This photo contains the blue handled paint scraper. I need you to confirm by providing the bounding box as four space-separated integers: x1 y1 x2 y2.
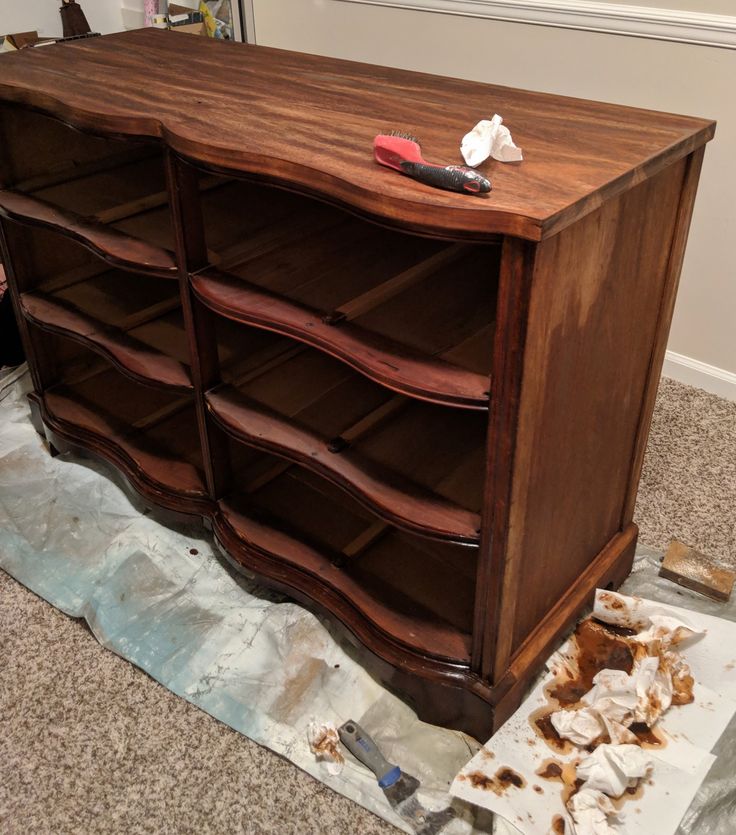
339 720 457 834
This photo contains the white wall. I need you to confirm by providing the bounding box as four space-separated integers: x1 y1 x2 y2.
253 0 736 397
600 0 732 12
1 0 124 37
0 0 123 37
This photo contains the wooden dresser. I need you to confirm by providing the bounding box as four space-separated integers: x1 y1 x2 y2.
0 29 714 739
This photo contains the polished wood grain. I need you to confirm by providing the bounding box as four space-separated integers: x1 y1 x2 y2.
472 236 534 678
622 147 706 524
490 159 688 678
0 28 714 241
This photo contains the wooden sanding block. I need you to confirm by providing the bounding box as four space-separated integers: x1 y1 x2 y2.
660 539 735 602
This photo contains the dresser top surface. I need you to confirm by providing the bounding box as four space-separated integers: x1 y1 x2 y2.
0 28 714 241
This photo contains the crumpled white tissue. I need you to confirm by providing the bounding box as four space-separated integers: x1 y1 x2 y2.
551 707 607 747
577 743 652 797
593 591 703 651
451 586 736 835
460 114 522 167
307 721 345 775
549 590 704 747
567 788 618 835
632 655 674 725
635 615 701 651
551 656 673 747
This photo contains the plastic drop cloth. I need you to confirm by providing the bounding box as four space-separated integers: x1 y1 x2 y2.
0 367 733 834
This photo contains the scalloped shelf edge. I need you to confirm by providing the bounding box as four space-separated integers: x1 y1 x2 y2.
215 499 473 664
192 269 491 410
30 391 210 513
21 292 193 393
0 188 178 278
207 387 481 545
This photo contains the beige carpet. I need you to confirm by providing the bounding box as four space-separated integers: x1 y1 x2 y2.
1 376 735 834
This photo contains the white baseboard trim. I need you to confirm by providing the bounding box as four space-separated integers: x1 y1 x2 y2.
121 3 145 30
337 0 736 49
662 351 736 402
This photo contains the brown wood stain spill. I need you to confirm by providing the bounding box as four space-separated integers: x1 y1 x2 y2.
536 759 564 781
551 815 566 834
535 758 582 804
593 618 637 637
530 707 573 753
497 767 525 789
548 619 634 707
459 767 526 796
529 614 680 758
461 772 493 791
629 722 665 747
532 784 544 794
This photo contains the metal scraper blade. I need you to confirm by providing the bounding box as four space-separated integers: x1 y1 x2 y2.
393 791 457 835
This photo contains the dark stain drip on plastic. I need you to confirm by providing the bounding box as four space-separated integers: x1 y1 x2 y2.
536 758 582 805
465 771 494 791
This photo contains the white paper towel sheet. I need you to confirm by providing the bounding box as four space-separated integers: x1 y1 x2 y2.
451 595 736 835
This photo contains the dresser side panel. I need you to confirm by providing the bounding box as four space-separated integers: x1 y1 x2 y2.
496 157 689 661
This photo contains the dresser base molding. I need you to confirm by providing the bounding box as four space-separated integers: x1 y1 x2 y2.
491 525 637 730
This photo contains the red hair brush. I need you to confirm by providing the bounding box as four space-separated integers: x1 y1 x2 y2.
373 131 491 195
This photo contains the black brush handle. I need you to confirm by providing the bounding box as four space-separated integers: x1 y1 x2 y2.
400 161 491 195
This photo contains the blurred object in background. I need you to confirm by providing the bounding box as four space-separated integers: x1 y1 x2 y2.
60 0 91 38
165 1 234 39
145 0 159 27
0 266 25 369
200 1 233 39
